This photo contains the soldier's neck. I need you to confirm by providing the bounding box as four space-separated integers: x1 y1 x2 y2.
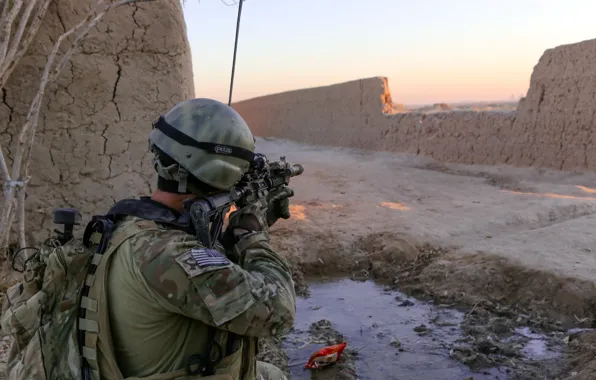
150 190 194 212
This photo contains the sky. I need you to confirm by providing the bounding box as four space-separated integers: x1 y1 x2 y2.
182 0 596 105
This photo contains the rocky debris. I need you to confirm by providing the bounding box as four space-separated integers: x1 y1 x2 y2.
305 320 357 380
257 336 289 377
413 324 430 335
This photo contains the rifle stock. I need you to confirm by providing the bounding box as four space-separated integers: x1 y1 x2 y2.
183 153 304 248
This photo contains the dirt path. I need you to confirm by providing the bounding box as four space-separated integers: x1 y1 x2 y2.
258 137 596 378
260 136 596 279
261 136 596 292
3 137 596 378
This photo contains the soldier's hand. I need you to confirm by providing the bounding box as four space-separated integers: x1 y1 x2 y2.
220 187 295 251
266 187 295 227
221 202 268 252
230 212 265 233
226 201 268 233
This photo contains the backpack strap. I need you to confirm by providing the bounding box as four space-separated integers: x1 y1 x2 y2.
79 218 160 380
77 215 242 380
239 336 258 379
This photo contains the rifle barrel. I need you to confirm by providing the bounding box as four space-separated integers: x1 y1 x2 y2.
287 164 304 177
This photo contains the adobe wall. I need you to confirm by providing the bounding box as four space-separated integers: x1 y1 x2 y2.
232 38 596 172
232 78 516 166
505 38 596 171
0 0 194 242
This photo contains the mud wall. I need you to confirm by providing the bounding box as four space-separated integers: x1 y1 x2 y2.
0 0 194 242
232 78 517 165
504 38 596 171
232 38 596 172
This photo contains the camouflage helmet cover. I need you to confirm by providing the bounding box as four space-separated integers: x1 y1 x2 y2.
148 98 255 191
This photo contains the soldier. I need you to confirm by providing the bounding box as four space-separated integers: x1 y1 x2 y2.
83 98 296 380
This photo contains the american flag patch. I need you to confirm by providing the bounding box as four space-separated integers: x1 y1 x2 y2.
190 248 230 267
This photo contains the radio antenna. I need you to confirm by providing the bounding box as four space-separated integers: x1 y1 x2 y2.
228 0 245 106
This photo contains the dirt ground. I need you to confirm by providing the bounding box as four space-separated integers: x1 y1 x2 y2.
3 135 596 378
256 136 596 379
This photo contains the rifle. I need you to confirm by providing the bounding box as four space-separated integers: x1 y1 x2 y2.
183 153 304 249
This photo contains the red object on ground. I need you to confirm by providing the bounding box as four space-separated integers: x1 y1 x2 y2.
304 342 347 369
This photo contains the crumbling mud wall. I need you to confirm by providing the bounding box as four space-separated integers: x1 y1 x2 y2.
233 78 516 166
232 38 596 172
0 0 194 242
503 38 596 171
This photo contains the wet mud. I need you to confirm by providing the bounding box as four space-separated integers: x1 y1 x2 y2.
260 279 574 380
259 222 596 380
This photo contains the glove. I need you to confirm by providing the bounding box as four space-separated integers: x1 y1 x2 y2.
220 201 269 251
220 187 295 250
227 186 295 232
265 187 295 227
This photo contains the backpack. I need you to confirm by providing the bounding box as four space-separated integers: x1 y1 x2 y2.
0 201 236 380
0 207 116 380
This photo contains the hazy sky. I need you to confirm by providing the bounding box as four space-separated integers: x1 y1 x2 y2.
182 0 596 105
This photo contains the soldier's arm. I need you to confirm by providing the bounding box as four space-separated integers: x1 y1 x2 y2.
133 230 296 338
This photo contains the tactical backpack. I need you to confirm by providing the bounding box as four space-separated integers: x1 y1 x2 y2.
0 207 117 380
0 202 237 380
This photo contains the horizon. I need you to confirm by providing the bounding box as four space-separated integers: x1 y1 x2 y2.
181 0 596 105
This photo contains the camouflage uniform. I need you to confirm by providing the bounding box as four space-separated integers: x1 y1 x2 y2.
0 98 296 380
96 212 295 380
92 98 296 380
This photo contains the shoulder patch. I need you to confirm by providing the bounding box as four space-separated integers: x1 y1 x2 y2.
175 248 232 278
190 248 230 267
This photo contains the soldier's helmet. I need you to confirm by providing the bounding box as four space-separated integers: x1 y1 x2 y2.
148 98 255 193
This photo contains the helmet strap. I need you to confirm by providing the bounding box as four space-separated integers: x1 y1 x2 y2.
157 177 186 194
177 167 188 193
152 155 190 193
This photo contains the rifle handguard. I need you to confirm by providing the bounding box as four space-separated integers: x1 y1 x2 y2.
184 153 303 253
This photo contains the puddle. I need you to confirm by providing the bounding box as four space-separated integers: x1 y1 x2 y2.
513 327 560 360
283 279 562 380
